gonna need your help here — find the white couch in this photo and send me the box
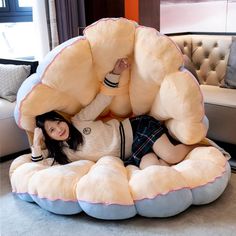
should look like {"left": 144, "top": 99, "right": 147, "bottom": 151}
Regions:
{"left": 0, "top": 59, "right": 38, "bottom": 160}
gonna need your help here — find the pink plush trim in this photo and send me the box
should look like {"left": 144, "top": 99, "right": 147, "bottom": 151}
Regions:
{"left": 13, "top": 191, "right": 134, "bottom": 206}
{"left": 12, "top": 191, "right": 78, "bottom": 203}
{"left": 78, "top": 199, "right": 135, "bottom": 206}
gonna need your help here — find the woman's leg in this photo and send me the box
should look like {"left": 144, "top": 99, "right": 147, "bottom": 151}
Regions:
{"left": 140, "top": 152, "right": 169, "bottom": 169}
{"left": 152, "top": 134, "right": 195, "bottom": 164}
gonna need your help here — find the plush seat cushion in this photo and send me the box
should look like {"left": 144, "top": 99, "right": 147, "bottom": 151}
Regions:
{"left": 10, "top": 18, "right": 231, "bottom": 220}
{"left": 200, "top": 85, "right": 236, "bottom": 108}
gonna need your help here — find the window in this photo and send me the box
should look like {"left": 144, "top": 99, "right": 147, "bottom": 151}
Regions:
{"left": 0, "top": 1, "right": 6, "bottom": 7}
{"left": 0, "top": 0, "right": 35, "bottom": 59}
{"left": 0, "top": 0, "right": 32, "bottom": 22}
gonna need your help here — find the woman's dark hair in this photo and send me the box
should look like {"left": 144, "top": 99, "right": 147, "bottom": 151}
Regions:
{"left": 36, "top": 111, "right": 83, "bottom": 165}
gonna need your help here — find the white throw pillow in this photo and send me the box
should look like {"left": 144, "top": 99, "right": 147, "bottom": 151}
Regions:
{"left": 0, "top": 64, "right": 31, "bottom": 102}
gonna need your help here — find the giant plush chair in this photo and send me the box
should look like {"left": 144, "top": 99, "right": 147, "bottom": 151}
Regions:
{"left": 10, "top": 18, "right": 231, "bottom": 220}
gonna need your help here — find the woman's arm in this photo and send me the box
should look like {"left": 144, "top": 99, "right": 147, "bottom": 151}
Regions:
{"left": 31, "top": 127, "right": 46, "bottom": 162}
{"left": 73, "top": 58, "right": 129, "bottom": 121}
{"left": 73, "top": 73, "right": 120, "bottom": 121}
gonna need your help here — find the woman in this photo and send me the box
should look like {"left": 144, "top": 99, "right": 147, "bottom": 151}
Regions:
{"left": 32, "top": 58, "right": 195, "bottom": 168}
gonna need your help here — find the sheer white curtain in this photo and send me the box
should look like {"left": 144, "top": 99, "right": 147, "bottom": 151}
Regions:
{"left": 32, "top": 0, "right": 59, "bottom": 61}
{"left": 32, "top": 0, "right": 50, "bottom": 61}
{"left": 47, "top": 0, "right": 59, "bottom": 49}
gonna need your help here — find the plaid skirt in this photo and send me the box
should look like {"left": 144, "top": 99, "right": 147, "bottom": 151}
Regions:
{"left": 124, "top": 115, "right": 166, "bottom": 167}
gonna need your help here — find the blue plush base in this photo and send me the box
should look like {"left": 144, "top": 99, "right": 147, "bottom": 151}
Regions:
{"left": 135, "top": 188, "right": 193, "bottom": 218}
{"left": 192, "top": 162, "right": 231, "bottom": 205}
{"left": 30, "top": 195, "right": 82, "bottom": 215}
{"left": 79, "top": 201, "right": 137, "bottom": 220}
{"left": 14, "top": 192, "right": 34, "bottom": 202}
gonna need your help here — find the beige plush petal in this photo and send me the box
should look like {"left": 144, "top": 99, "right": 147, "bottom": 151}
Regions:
{"left": 173, "top": 159, "right": 225, "bottom": 188}
{"left": 129, "top": 165, "right": 189, "bottom": 201}
{"left": 9, "top": 154, "right": 32, "bottom": 178}
{"left": 185, "top": 146, "right": 227, "bottom": 167}
{"left": 130, "top": 27, "right": 183, "bottom": 115}
{"left": 84, "top": 18, "right": 136, "bottom": 80}
{"left": 11, "top": 162, "right": 48, "bottom": 194}
{"left": 126, "top": 164, "right": 140, "bottom": 180}
{"left": 28, "top": 160, "right": 93, "bottom": 201}
{"left": 151, "top": 71, "right": 204, "bottom": 120}
{"left": 42, "top": 38, "right": 99, "bottom": 106}
{"left": 108, "top": 69, "right": 132, "bottom": 117}
{"left": 165, "top": 120, "right": 207, "bottom": 144}
{"left": 150, "top": 70, "right": 206, "bottom": 144}
{"left": 130, "top": 65, "right": 160, "bottom": 115}
{"left": 18, "top": 84, "right": 81, "bottom": 132}
{"left": 85, "top": 18, "right": 136, "bottom": 117}
{"left": 77, "top": 156, "right": 134, "bottom": 205}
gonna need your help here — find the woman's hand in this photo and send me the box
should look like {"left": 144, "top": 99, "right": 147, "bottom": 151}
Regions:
{"left": 112, "top": 58, "right": 129, "bottom": 75}
{"left": 33, "top": 127, "right": 44, "bottom": 146}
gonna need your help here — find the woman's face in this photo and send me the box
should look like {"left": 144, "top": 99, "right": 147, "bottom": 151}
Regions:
{"left": 44, "top": 120, "right": 70, "bottom": 141}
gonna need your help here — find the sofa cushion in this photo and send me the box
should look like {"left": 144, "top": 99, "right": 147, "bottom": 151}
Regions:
{"left": 200, "top": 84, "right": 236, "bottom": 108}
{"left": 0, "top": 98, "right": 15, "bottom": 119}
{"left": 222, "top": 37, "right": 236, "bottom": 88}
{"left": 0, "top": 64, "right": 31, "bottom": 102}
{"left": 200, "top": 85, "right": 236, "bottom": 144}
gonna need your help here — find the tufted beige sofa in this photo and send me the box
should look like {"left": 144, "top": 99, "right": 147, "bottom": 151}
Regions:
{"left": 170, "top": 34, "right": 236, "bottom": 145}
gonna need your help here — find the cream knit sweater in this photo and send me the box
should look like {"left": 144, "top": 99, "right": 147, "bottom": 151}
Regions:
{"left": 31, "top": 73, "right": 133, "bottom": 162}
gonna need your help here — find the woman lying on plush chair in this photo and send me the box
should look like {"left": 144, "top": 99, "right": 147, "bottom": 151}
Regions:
{"left": 32, "top": 58, "right": 196, "bottom": 169}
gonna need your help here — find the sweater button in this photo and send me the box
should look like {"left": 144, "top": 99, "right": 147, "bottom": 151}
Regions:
{"left": 83, "top": 127, "right": 91, "bottom": 135}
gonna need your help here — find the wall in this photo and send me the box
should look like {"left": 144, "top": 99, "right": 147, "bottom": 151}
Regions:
{"left": 160, "top": 0, "right": 236, "bottom": 33}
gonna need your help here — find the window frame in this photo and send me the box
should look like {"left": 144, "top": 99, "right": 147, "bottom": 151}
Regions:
{"left": 0, "top": 0, "right": 10, "bottom": 11}
{"left": 0, "top": 0, "right": 32, "bottom": 23}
